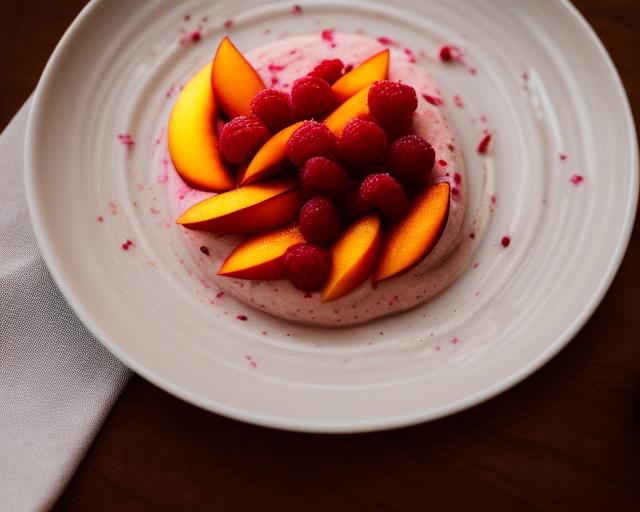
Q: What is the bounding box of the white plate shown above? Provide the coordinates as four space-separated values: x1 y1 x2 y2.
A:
25 0 637 432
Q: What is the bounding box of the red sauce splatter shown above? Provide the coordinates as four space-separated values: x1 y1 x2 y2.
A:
109 202 117 215
468 67 478 75
477 133 492 154
291 4 302 14
438 159 448 167
117 134 134 148
522 72 529 81
491 195 497 205
379 331 384 335
200 246 210 255
447 143 454 151
237 315 248 321
451 188 459 197
121 239 134 250
439 45 462 62
216 291 225 298
150 207 161 215
469 232 476 239
262 331 268 336
245 355 257 368
560 153 568 160
570 174 584 186
268 62 286 72
184 15 191 21
270 76 279 86
422 94 443 106
472 262 480 269
501 235 511 248
403 47 417 63
96 216 104 223
190 29 201 42
223 19 233 28
453 94 464 108
321 29 336 47
453 172 462 184
377 36 397 46
451 336 459 345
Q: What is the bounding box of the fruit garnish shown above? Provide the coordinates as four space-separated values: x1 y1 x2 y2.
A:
299 196 343 245
337 118 388 167
359 173 409 220
331 49 389 103
387 134 435 188
368 80 418 130
283 243 331 291
250 89 293 133
172 39 452 301
299 157 352 197
285 121 337 167
308 59 344 84
219 115 269 165
291 76 336 119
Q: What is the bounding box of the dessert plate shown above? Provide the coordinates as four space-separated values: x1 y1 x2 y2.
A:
25 0 637 432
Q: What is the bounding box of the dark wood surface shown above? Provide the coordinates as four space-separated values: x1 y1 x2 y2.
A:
3 1 639 510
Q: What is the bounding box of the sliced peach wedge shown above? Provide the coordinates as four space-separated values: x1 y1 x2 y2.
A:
168 62 235 192
373 182 450 282
212 37 265 119
324 85 371 137
332 49 389 104
176 177 303 234
238 122 304 186
218 224 304 280
322 215 382 302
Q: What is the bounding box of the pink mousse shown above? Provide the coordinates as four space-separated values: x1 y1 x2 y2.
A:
173 33 468 326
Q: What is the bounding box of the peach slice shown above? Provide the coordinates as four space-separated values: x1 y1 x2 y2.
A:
211 37 265 119
168 62 235 192
324 85 371 137
176 177 303 234
239 122 305 185
218 224 304 280
322 215 382 302
332 50 389 104
373 182 450 282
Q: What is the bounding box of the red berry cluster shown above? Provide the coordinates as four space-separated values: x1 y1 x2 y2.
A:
218 58 438 293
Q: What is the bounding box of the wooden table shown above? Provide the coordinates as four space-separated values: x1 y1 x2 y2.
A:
2 1 638 510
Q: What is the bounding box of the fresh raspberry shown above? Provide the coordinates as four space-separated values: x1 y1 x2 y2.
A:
286 121 336 167
337 187 372 221
359 173 408 220
368 80 418 130
299 196 343 245
337 118 388 167
308 59 344 84
291 76 335 119
219 115 269 165
300 157 352 197
387 135 435 188
283 243 331 291
249 89 292 133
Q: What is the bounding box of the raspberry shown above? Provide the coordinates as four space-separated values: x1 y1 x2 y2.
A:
283 243 331 291
308 59 344 84
249 89 292 133
359 173 408 220
387 135 435 188
337 118 388 166
219 115 269 165
291 76 335 119
300 157 352 197
368 80 418 130
337 187 372 221
299 196 343 245
286 121 336 167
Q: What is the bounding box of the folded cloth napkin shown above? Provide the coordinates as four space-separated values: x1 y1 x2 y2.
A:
0 99 131 511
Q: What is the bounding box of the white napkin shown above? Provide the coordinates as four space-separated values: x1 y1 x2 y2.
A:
0 99 131 512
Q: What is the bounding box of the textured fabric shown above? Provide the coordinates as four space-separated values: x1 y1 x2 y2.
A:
0 99 131 512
